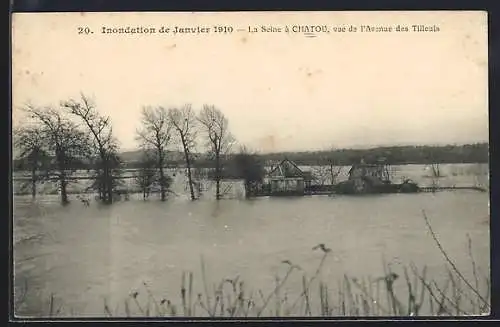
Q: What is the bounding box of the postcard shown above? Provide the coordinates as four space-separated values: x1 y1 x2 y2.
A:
11 11 489 318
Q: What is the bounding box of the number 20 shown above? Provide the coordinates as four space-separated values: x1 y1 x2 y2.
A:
78 27 91 34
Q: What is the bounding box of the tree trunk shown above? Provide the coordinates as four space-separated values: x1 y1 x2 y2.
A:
98 152 113 204
103 167 110 203
60 175 69 205
103 158 113 204
158 153 166 201
329 164 335 185
186 166 196 200
216 179 221 200
182 138 196 200
159 167 166 201
31 167 37 199
215 154 221 200
99 185 104 201
109 168 114 204
107 174 113 204
97 174 104 201
244 181 251 198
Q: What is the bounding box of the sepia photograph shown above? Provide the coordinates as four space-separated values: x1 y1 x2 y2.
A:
11 11 489 318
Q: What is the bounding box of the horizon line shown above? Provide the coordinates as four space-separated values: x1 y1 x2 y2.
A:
119 141 489 154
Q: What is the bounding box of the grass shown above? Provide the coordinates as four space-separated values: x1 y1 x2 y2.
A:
94 254 489 317
14 212 490 318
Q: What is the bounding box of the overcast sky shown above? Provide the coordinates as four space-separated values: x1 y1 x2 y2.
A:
12 11 488 153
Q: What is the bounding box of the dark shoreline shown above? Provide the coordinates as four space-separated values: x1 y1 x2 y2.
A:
13 143 489 171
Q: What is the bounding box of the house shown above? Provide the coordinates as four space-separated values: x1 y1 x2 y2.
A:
266 158 313 195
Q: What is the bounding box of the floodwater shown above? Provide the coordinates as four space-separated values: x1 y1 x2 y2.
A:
12 164 490 317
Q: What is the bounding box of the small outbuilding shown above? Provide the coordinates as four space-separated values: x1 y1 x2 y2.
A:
266 158 313 195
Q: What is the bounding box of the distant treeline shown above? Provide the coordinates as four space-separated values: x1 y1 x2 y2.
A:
258 143 489 166
12 143 488 172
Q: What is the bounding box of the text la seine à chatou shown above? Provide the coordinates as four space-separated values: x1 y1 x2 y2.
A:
250 24 440 33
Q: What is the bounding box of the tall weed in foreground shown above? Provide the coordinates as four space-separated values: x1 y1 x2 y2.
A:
15 213 490 318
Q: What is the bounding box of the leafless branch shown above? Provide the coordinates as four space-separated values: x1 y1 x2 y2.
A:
136 106 174 201
168 104 198 200
197 105 234 200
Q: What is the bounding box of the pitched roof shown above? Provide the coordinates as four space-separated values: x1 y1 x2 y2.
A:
268 158 304 178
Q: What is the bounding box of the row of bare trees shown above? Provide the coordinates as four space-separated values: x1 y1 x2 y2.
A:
135 104 234 201
14 94 120 205
14 93 240 204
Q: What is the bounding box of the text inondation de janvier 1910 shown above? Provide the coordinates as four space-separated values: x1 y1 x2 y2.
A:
98 24 440 35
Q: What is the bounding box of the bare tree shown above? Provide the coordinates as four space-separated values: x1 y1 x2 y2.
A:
13 124 50 199
87 152 124 199
168 104 198 200
422 147 444 191
136 106 173 201
312 151 343 187
428 163 442 191
25 105 90 205
61 93 120 204
134 151 157 200
197 105 234 200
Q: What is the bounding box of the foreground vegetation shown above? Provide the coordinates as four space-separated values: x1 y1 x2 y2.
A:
14 212 490 318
